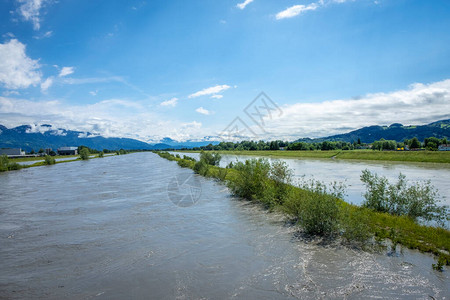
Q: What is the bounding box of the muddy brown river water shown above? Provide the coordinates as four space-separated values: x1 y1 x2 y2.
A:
0 152 448 299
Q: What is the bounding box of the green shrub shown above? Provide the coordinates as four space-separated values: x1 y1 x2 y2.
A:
177 159 194 168
361 169 448 225
269 160 293 205
157 151 177 161
432 255 448 271
7 162 22 170
44 155 56 165
282 188 305 217
199 151 221 166
297 178 347 200
193 159 209 176
227 158 270 200
213 167 228 181
298 192 340 236
183 155 196 161
98 151 104 158
79 148 90 160
340 205 373 247
0 155 9 172
0 155 23 172
284 179 343 236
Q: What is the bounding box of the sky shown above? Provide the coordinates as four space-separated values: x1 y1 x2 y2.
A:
0 0 450 142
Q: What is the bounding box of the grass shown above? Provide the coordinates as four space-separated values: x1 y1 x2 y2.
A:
179 149 450 163
156 151 450 269
0 155 23 172
21 158 81 168
9 155 79 162
336 150 450 163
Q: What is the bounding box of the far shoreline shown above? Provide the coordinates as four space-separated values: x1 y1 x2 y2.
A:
174 149 450 164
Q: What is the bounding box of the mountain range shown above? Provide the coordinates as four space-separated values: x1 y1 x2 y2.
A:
0 124 219 151
1 119 449 152
295 119 450 144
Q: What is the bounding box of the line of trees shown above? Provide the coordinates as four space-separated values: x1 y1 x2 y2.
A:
187 136 448 152
372 137 448 151
191 140 357 151
193 140 289 151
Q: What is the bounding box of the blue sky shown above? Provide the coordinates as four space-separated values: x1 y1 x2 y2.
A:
0 0 449 142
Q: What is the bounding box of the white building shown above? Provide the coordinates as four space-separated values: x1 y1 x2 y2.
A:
438 144 450 151
0 148 25 156
57 147 78 155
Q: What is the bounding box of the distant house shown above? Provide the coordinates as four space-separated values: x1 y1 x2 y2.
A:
57 147 78 155
438 144 450 151
0 148 25 156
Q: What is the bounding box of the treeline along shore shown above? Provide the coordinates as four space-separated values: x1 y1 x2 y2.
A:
156 151 450 271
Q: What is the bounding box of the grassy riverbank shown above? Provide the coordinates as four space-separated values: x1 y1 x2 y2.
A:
1 153 118 172
157 151 450 270
178 149 450 163
10 155 79 163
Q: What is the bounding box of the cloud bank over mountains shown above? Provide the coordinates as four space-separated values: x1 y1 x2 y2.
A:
1 79 449 142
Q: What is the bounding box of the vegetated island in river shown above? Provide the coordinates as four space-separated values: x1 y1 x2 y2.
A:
156 151 450 271
0 147 130 172
178 149 450 164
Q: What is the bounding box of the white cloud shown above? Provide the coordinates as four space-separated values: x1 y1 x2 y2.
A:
275 0 355 20
61 76 124 85
160 97 178 107
59 66 74 77
276 4 319 20
17 0 47 30
188 84 231 98
237 0 254 10
26 123 53 134
2 33 15 38
61 75 149 97
210 94 223 99
89 90 98 96
266 79 450 140
97 99 143 110
182 121 202 129
0 39 41 89
2 90 20 96
40 76 53 92
0 96 209 142
34 30 52 39
196 107 213 115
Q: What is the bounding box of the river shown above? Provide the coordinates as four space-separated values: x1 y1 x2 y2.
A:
0 152 448 299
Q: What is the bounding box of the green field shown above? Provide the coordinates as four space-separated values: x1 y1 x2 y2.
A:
335 150 450 163
179 150 450 163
